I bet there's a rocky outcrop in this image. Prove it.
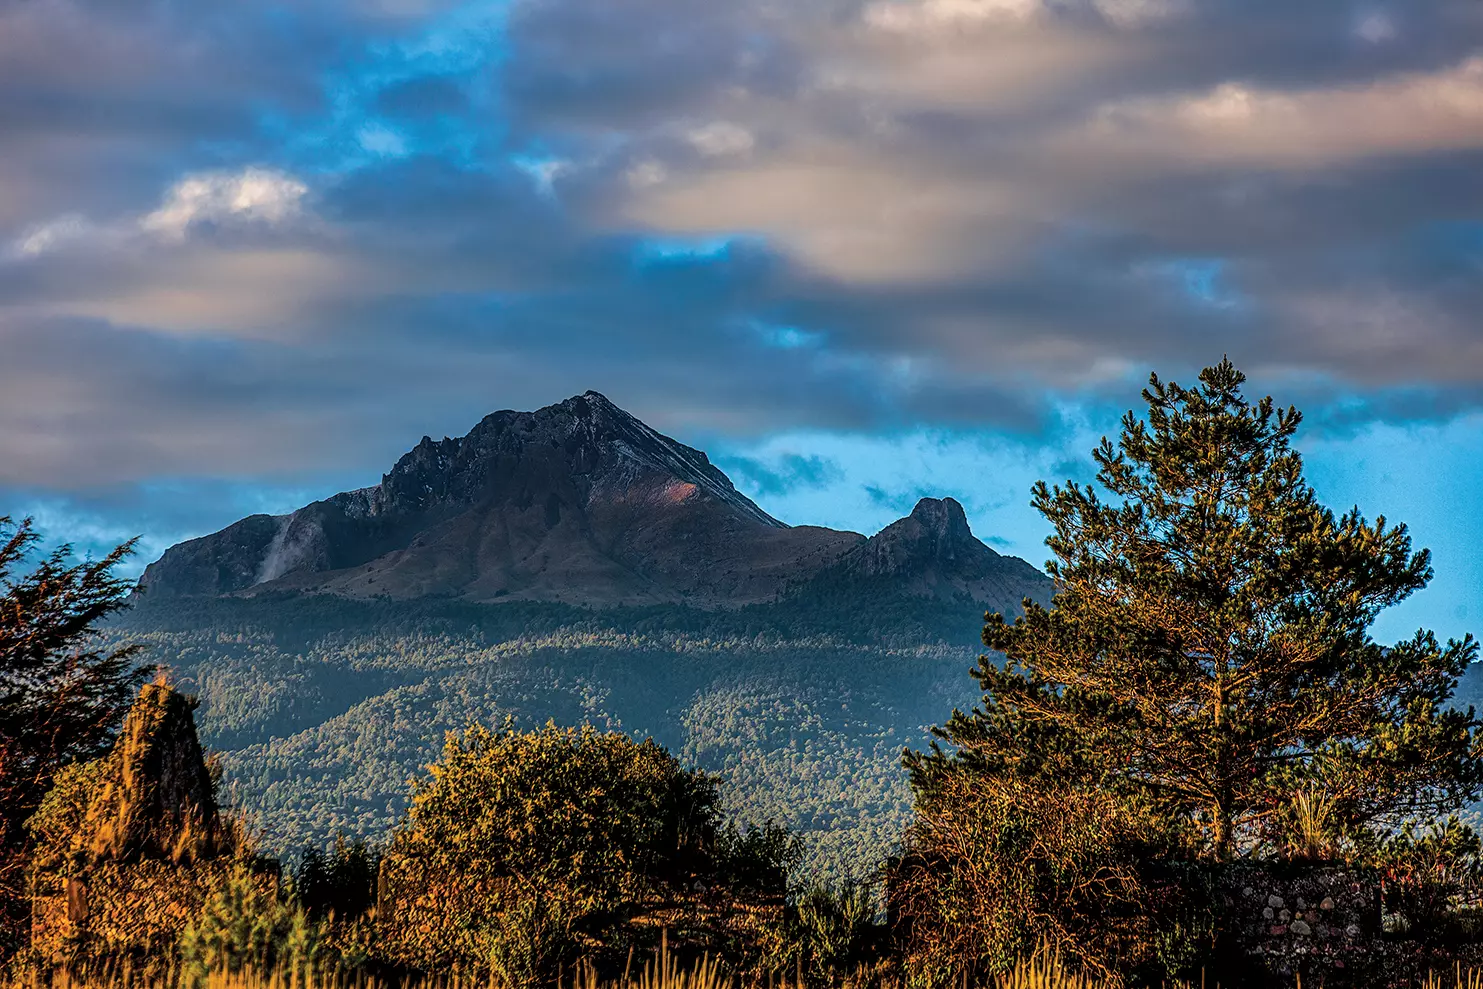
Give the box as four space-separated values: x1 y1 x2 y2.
83 683 222 865
26 683 244 961
809 497 1052 610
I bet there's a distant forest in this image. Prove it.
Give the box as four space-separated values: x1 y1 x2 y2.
104 588 997 880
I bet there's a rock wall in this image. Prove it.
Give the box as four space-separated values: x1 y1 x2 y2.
1224 865 1483 986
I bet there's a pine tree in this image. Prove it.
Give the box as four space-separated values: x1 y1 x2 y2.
911 359 1483 863
0 516 147 951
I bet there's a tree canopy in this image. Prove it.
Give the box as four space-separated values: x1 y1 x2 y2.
911 359 1483 862
0 516 147 953
377 722 796 978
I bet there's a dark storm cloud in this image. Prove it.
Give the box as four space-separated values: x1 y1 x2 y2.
1 0 1481 507
500 0 809 133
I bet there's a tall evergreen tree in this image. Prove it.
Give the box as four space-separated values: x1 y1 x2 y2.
910 359 1482 862
0 516 147 952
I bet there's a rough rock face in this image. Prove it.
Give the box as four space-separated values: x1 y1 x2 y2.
85 683 220 864
139 393 1049 609
815 497 1051 607
27 683 241 961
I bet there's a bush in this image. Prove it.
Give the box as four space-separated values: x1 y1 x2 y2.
791 882 881 982
374 722 794 973
294 836 380 921
1371 817 1483 945
178 865 325 985
715 822 801 898
888 772 1200 987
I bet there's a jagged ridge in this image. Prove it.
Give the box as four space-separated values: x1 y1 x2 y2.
139 393 1050 611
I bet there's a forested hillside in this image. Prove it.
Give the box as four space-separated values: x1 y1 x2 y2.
109 394 1059 882
105 591 993 879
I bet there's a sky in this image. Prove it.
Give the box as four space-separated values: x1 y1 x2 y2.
1 0 1480 644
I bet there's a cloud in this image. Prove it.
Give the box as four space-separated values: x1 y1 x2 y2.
687 121 755 157
11 166 312 257
1355 11 1398 44
1 166 346 337
863 0 1044 32
141 168 310 241
7 214 94 259
0 0 1480 513
715 453 845 497
862 0 1181 32
1080 56 1483 167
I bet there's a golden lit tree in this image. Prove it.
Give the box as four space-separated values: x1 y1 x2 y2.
913 359 1482 862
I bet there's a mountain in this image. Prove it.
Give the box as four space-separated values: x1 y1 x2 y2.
123 392 1054 881
139 392 1050 614
818 496 1044 605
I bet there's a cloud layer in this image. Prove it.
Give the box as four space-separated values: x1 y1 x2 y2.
1 0 1481 499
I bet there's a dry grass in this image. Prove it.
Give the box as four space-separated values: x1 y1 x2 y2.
1423 965 1483 989
15 952 1483 989
991 945 1106 989
566 935 731 989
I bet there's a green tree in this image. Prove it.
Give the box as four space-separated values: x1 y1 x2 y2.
0 516 147 952
897 359 1483 979
179 864 326 986
376 722 792 978
915 360 1482 861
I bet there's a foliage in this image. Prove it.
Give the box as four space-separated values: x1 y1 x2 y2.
890 771 1198 985
375 722 794 974
96 595 977 883
941 359 1483 863
178 865 325 985
790 882 880 981
1369 817 1483 944
0 517 147 954
23 757 113 872
485 892 574 989
294 837 380 921
716 823 802 899
898 359 1483 983
20 682 267 969
396 721 724 916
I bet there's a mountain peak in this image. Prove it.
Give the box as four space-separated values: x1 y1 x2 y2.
560 390 623 420
137 392 1050 610
908 497 972 540
820 493 1023 599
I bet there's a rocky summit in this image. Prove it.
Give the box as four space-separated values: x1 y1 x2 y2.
139 392 1050 612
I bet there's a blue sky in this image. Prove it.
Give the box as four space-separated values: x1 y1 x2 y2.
1 0 1480 644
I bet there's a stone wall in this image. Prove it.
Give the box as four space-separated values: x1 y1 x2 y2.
1223 865 1483 986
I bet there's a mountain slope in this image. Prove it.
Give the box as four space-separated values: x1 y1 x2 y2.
124 392 1056 880
139 392 1051 612
140 393 862 606
811 496 1047 604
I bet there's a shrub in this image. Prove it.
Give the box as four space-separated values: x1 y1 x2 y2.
375 722 793 973
1371 817 1483 944
889 772 1199 986
294 837 380 921
791 882 880 981
715 822 801 898
178 865 325 985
